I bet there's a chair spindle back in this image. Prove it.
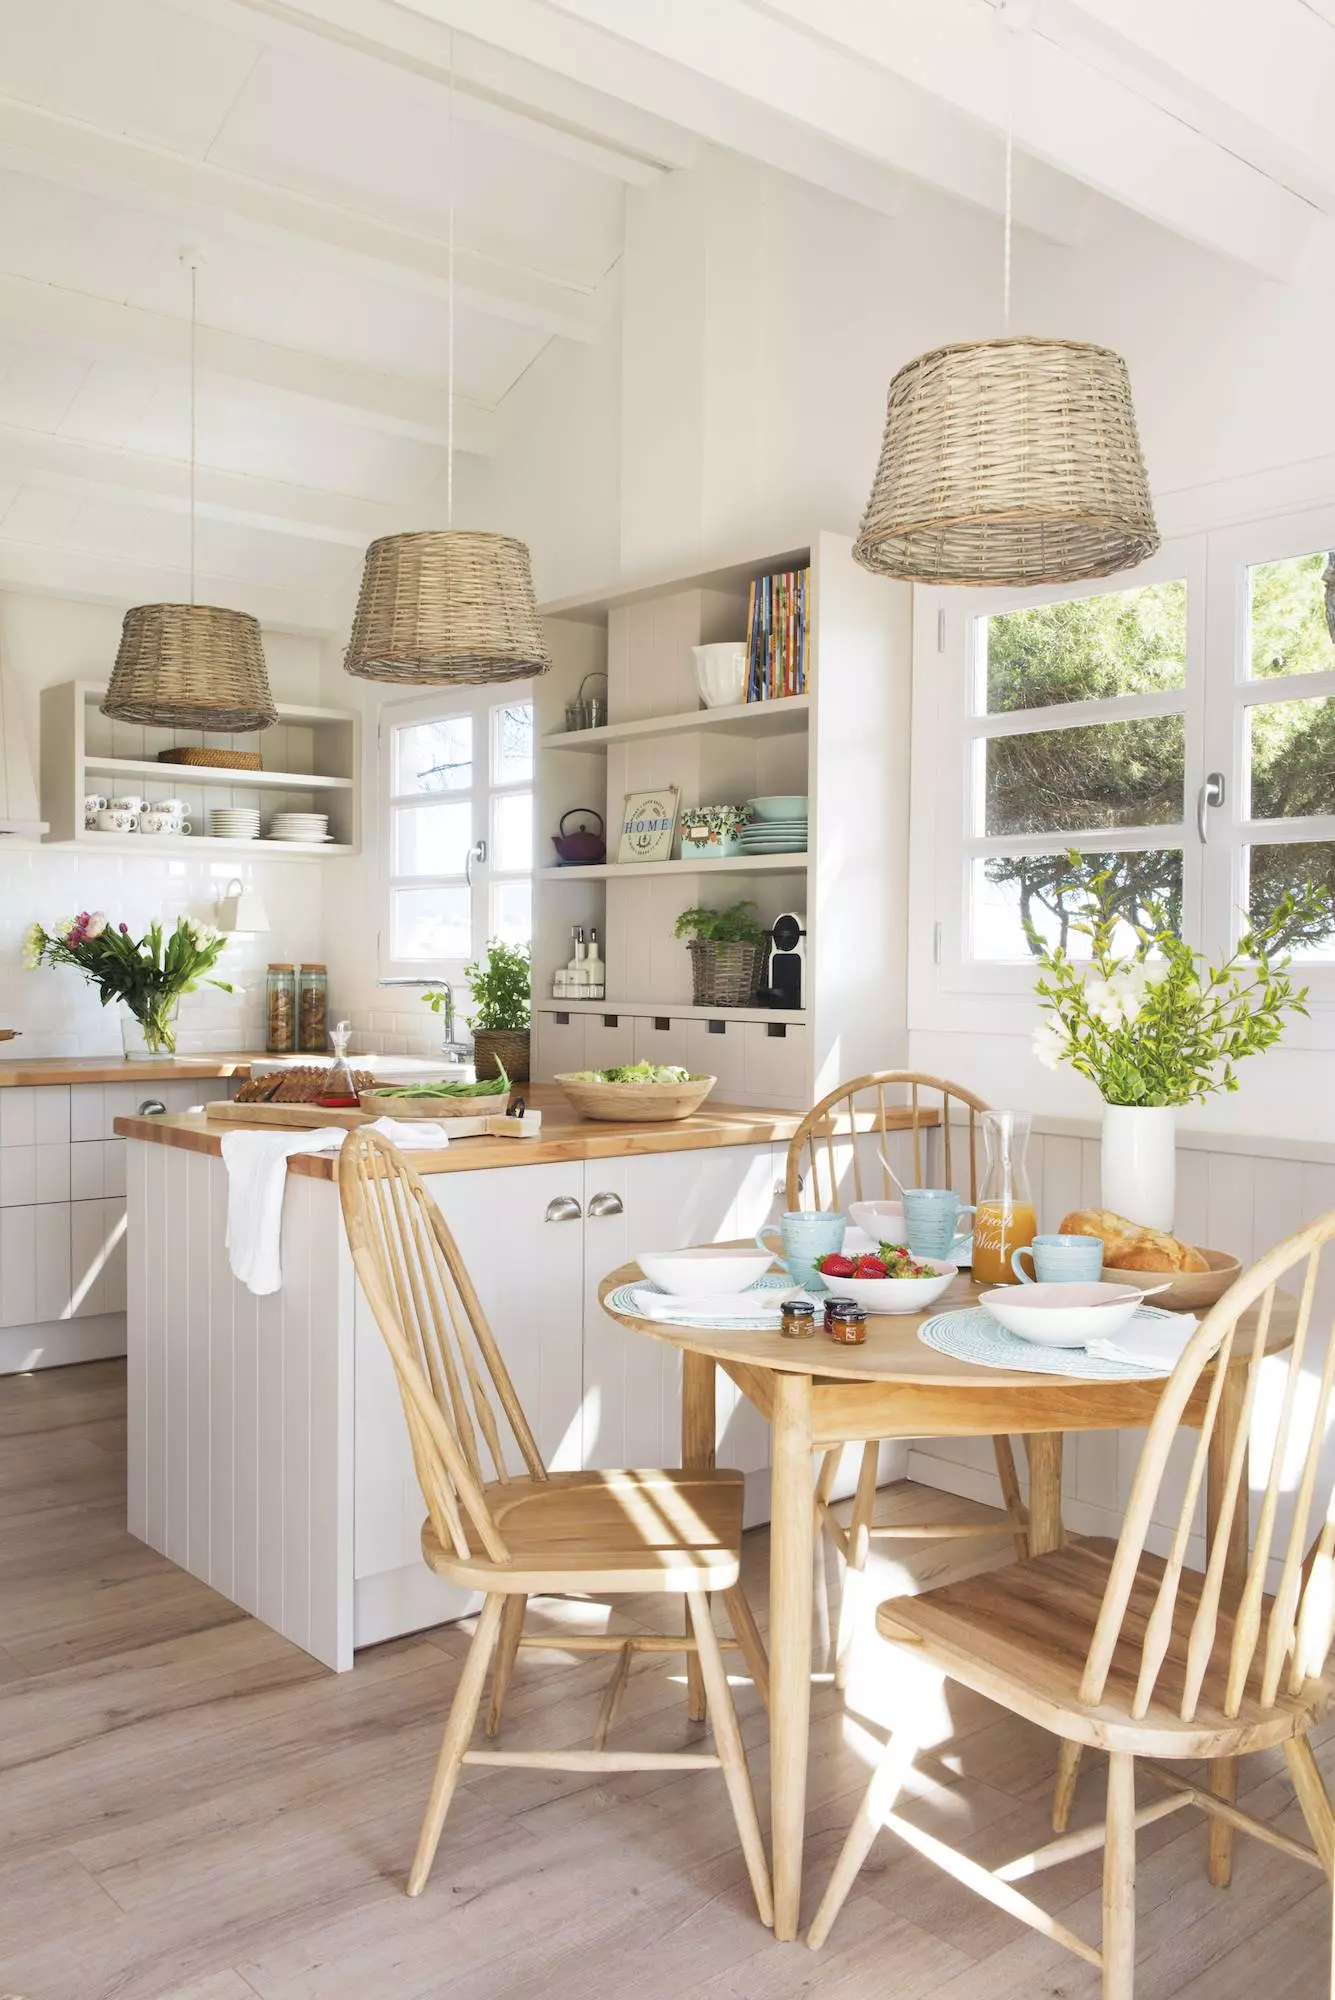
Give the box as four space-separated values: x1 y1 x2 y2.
339 1129 545 1565
1079 1210 1335 1725
785 1070 988 1213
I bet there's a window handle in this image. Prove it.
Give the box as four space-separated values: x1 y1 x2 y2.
465 838 487 886
1196 772 1225 844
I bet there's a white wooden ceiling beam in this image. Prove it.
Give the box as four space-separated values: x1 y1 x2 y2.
0 272 497 456
0 425 416 547
0 536 347 633
737 0 1319 279
170 0 697 184
400 0 1087 239
0 98 600 343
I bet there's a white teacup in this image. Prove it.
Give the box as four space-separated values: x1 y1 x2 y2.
95 807 139 832
153 797 190 816
108 794 147 813
140 810 190 835
83 792 108 816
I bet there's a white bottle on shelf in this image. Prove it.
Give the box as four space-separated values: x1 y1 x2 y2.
568 926 589 995
585 927 605 1000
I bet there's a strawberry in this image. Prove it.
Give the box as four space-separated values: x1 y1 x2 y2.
816 1252 856 1277
854 1255 888 1278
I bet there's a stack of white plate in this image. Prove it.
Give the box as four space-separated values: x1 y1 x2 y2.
207 808 261 840
266 812 332 843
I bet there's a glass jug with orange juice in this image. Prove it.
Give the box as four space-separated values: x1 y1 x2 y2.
972 1110 1037 1286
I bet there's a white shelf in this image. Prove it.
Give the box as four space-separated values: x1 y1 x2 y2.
535 998 806 1024
68 831 353 858
544 694 809 750
84 755 353 792
540 853 807 882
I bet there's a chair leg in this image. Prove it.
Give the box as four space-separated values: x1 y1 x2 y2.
687 1591 775 1929
834 1441 881 1690
1103 1752 1136 1999
992 1434 1030 1559
408 1593 504 1897
722 1581 771 1713
1207 1756 1237 1886
808 1722 920 1949
1053 1740 1084 1832
1284 1737 1335 1881
485 1592 527 1738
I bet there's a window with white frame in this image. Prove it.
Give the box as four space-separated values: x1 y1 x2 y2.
910 513 1335 1035
381 688 533 980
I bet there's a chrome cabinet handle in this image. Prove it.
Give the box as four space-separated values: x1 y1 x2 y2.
544 1195 582 1222
1196 772 1225 843
587 1191 623 1218
138 1099 167 1116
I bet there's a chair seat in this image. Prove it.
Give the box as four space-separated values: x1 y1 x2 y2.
877 1538 1335 1759
423 1466 746 1595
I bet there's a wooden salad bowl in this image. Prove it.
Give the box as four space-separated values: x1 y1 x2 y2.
554 1073 717 1123
1150 1247 1242 1312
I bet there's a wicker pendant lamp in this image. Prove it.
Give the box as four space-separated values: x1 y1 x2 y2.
853 13 1158 588
102 255 276 732
343 44 549 687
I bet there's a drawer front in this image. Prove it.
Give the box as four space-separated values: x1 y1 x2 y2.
535 1009 587 1080
632 1014 692 1070
582 1013 637 1071
742 1021 808 1105
684 1017 747 1099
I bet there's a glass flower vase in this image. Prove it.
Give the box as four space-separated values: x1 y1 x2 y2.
120 1000 180 1060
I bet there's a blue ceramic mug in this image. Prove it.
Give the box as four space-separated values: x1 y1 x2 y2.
901 1187 975 1261
1012 1233 1105 1284
757 1211 847 1293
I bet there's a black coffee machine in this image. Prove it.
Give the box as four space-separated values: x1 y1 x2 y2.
758 912 805 1008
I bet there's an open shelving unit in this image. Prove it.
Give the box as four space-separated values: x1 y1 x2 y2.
40 681 361 857
530 532 913 1109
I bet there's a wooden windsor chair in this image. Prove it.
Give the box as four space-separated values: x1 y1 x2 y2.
339 1129 773 1918
785 1071 1029 1684
808 1210 1335 1996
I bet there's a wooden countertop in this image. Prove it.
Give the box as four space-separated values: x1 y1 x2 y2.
0 1052 267 1087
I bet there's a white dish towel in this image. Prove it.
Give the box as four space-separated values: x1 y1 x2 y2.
221 1127 349 1296
365 1117 453 1150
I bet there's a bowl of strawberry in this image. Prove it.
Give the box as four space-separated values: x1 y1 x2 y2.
813 1243 958 1314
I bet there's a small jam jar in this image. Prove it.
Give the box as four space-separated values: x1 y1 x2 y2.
779 1299 817 1339
825 1302 868 1345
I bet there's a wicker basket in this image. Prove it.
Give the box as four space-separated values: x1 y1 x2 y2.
158 746 263 771
102 604 278 731
854 336 1159 587
687 940 766 1008
344 532 551 686
472 1028 530 1085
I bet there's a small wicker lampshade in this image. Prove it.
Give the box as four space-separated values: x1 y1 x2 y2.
343 530 551 685
102 604 277 731
854 336 1160 587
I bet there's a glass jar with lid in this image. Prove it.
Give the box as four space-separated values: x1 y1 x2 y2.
265 964 297 1054
297 963 328 1053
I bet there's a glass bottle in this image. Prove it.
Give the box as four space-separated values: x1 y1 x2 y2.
319 1020 361 1106
972 1110 1037 1286
297 963 328 1053
585 926 605 1000
265 964 296 1054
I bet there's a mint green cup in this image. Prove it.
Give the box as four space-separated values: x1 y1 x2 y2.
901 1188 975 1261
757 1211 847 1293
1012 1233 1105 1284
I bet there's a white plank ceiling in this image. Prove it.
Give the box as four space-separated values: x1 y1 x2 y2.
0 0 1330 632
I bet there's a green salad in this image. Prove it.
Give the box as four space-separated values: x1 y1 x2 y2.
567 1062 704 1085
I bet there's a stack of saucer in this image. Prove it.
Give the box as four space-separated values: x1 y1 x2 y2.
739 793 808 855
207 807 261 840
266 812 331 843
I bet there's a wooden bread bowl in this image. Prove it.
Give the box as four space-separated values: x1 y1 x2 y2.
1145 1248 1242 1312
554 1073 716 1123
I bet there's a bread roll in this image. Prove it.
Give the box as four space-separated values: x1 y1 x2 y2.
1058 1207 1209 1274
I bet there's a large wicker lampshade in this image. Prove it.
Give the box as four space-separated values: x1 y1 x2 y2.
854 336 1160 588
103 603 277 731
343 529 551 685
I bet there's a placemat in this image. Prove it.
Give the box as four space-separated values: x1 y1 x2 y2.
918 1305 1186 1380
605 1271 791 1331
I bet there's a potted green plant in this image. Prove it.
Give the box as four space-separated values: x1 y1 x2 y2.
464 938 532 1083
1029 855 1324 1227
23 911 232 1058
673 902 769 1007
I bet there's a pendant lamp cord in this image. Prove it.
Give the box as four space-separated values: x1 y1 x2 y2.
1002 8 1015 335
446 31 455 531
189 258 197 606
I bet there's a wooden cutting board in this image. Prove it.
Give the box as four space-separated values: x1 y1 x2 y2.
205 1100 543 1141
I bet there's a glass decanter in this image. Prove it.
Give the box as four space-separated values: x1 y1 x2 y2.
318 1019 361 1108
972 1110 1037 1286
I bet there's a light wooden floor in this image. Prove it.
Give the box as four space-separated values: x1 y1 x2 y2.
0 1361 1330 1999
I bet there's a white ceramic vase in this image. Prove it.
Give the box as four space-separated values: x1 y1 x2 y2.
691 641 747 709
1100 1103 1176 1230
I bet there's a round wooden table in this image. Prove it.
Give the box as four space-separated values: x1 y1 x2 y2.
597 1262 1296 1941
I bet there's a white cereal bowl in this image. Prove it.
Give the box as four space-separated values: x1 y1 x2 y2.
638 1246 777 1297
980 1281 1145 1347
848 1200 905 1241
821 1259 958 1315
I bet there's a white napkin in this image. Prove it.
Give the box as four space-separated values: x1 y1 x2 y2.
366 1116 453 1150
630 1285 792 1322
1085 1310 1199 1373
221 1127 348 1296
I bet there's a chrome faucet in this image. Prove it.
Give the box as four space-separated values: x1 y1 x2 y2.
378 977 472 1063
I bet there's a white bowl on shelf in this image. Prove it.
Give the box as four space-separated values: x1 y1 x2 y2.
691 642 748 709
979 1281 1146 1347
638 1246 777 1296
820 1259 958 1315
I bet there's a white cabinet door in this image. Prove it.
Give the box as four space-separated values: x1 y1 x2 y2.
581 1147 782 1509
